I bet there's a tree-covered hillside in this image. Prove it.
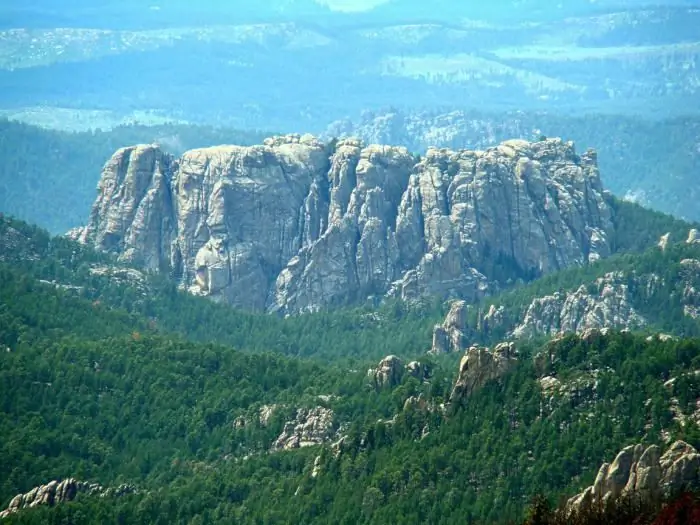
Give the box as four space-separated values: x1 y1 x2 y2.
1 214 699 523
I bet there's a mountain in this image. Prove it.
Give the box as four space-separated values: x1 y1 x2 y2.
2 6 699 129
0 213 699 524
325 109 700 222
0 1 335 30
70 135 620 314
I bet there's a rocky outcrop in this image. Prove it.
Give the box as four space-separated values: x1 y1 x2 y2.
368 356 431 387
88 265 148 295
271 406 335 450
258 404 278 427
512 272 646 339
368 355 404 388
450 342 518 403
406 360 430 381
567 441 700 513
430 272 646 353
688 229 699 244
76 135 613 314
431 300 469 354
0 479 136 519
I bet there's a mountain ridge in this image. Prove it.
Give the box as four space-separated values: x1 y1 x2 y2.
72 134 616 314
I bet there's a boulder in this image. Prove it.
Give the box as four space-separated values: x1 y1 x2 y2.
450 342 518 403
368 355 404 387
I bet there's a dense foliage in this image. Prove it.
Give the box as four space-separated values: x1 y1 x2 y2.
1 215 699 523
0 216 445 363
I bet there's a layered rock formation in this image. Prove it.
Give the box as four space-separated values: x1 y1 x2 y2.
567 441 700 513
74 135 613 314
0 479 136 518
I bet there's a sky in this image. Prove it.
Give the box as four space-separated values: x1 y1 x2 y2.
315 0 390 12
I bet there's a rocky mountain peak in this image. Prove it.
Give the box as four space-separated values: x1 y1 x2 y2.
74 135 613 314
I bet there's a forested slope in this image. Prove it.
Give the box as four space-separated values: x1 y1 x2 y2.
0 214 699 523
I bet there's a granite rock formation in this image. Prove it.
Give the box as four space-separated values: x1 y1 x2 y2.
567 441 700 513
450 342 518 404
429 260 700 354
75 135 613 314
511 272 647 339
368 355 405 388
271 406 335 450
368 356 430 387
0 479 136 519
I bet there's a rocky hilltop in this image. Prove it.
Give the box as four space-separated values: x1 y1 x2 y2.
73 134 613 314
567 441 700 513
0 479 136 519
431 244 700 354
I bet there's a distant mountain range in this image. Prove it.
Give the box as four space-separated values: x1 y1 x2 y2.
5 1 698 28
1 5 699 131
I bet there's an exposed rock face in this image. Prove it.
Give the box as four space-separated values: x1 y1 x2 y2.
367 355 405 387
431 300 469 354
688 229 700 244
512 272 646 339
431 272 647 353
567 441 700 513
271 407 335 450
450 342 518 403
368 356 431 387
368 355 404 388
76 135 613 314
0 479 136 518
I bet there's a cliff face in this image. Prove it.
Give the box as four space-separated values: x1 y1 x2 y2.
74 134 613 314
325 110 700 223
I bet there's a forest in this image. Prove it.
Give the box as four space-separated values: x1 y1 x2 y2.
0 212 699 523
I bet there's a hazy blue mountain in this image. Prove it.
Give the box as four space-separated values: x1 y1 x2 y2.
2 4 699 132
